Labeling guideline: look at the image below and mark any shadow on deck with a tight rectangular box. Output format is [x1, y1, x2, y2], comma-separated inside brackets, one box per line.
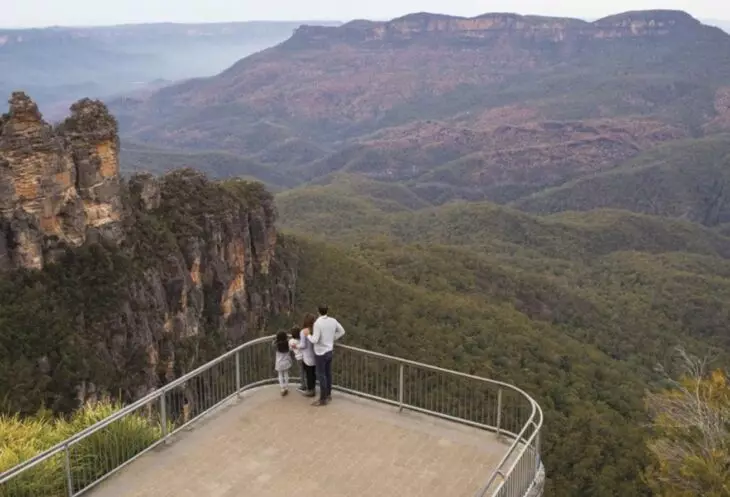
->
[89, 386, 512, 497]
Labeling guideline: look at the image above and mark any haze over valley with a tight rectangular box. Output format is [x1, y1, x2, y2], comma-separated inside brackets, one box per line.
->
[0, 21, 339, 119]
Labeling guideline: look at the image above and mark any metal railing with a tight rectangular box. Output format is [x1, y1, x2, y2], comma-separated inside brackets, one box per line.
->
[332, 345, 543, 497]
[0, 336, 543, 497]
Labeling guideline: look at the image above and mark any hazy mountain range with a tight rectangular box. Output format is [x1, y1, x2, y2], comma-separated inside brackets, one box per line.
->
[109, 10, 730, 227]
[0, 21, 340, 118]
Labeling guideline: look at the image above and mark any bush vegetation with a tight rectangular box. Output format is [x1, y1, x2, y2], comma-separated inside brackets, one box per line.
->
[514, 134, 730, 226]
[644, 351, 730, 497]
[275, 177, 730, 497]
[0, 399, 164, 497]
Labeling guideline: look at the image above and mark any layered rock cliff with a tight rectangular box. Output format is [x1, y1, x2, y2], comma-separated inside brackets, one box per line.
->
[0, 92, 123, 270]
[0, 94, 296, 414]
[286, 10, 723, 48]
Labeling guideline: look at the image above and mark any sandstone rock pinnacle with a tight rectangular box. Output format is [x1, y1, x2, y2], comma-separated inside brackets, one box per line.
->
[0, 93, 124, 270]
[7, 91, 43, 123]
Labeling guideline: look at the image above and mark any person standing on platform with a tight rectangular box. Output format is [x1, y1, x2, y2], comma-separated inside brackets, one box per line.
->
[303, 305, 345, 406]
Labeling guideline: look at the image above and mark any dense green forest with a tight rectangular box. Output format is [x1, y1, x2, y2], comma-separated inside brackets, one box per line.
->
[514, 134, 730, 226]
[276, 174, 730, 496]
[2, 169, 728, 497]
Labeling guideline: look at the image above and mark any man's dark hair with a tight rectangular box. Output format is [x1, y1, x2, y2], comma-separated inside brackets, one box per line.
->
[318, 305, 328, 316]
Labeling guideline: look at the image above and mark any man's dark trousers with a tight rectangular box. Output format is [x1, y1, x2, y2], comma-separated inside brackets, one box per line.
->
[315, 350, 333, 401]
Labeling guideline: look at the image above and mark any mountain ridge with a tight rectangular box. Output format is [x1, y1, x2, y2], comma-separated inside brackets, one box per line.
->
[108, 9, 730, 227]
[112, 9, 730, 211]
[285, 9, 714, 48]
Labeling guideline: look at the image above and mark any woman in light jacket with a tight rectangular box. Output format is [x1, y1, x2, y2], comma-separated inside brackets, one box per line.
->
[298, 313, 318, 397]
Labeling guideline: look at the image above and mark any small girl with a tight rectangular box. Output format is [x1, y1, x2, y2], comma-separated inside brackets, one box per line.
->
[273, 330, 293, 396]
[288, 326, 306, 393]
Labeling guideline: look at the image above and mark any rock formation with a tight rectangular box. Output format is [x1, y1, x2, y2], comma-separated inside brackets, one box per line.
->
[0, 94, 296, 413]
[286, 10, 720, 48]
[0, 92, 123, 270]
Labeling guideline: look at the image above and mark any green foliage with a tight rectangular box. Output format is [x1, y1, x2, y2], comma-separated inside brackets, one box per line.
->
[0, 399, 165, 496]
[221, 177, 275, 210]
[306, 172, 432, 211]
[275, 180, 730, 497]
[0, 245, 133, 414]
[277, 176, 730, 259]
[644, 361, 730, 497]
[515, 134, 730, 226]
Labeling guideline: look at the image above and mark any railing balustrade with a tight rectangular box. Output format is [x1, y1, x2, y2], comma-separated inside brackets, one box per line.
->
[0, 336, 542, 497]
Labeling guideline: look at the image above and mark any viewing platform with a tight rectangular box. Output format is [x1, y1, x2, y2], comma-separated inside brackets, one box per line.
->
[0, 337, 544, 497]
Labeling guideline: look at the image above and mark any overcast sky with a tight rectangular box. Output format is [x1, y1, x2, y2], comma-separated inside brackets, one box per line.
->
[1, 0, 728, 28]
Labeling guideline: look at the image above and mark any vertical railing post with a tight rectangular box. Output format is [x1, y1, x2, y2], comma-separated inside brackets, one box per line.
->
[235, 350, 242, 397]
[534, 427, 541, 468]
[64, 443, 73, 497]
[496, 388, 503, 437]
[398, 363, 404, 412]
[160, 392, 169, 444]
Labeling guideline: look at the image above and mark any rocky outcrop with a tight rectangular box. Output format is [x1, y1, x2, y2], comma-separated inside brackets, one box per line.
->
[286, 10, 715, 48]
[103, 170, 295, 402]
[0, 92, 123, 270]
[0, 94, 296, 413]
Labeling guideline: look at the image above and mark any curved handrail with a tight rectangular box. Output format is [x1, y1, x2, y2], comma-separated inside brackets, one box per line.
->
[0, 335, 274, 483]
[333, 344, 544, 496]
[1, 335, 543, 497]
[482, 403, 543, 496]
[336, 344, 542, 402]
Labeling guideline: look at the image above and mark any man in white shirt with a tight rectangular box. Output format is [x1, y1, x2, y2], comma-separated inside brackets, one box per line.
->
[304, 304, 345, 406]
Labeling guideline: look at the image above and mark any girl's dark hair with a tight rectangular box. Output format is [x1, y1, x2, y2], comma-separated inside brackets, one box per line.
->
[275, 330, 289, 353]
[290, 326, 301, 340]
[302, 312, 316, 330]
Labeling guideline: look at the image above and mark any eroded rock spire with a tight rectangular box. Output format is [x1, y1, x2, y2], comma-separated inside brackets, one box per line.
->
[0, 93, 123, 270]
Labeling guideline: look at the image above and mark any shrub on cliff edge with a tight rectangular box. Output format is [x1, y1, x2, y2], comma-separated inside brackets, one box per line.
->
[0, 399, 165, 496]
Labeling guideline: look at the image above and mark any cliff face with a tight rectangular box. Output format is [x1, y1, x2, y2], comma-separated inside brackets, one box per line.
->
[0, 92, 123, 270]
[287, 10, 717, 47]
[0, 94, 296, 413]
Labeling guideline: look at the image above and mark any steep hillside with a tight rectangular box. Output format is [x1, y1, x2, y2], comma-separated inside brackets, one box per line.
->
[119, 141, 298, 189]
[513, 134, 730, 225]
[276, 179, 730, 497]
[113, 10, 730, 205]
[0, 94, 295, 414]
[0, 22, 337, 117]
[277, 175, 730, 258]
